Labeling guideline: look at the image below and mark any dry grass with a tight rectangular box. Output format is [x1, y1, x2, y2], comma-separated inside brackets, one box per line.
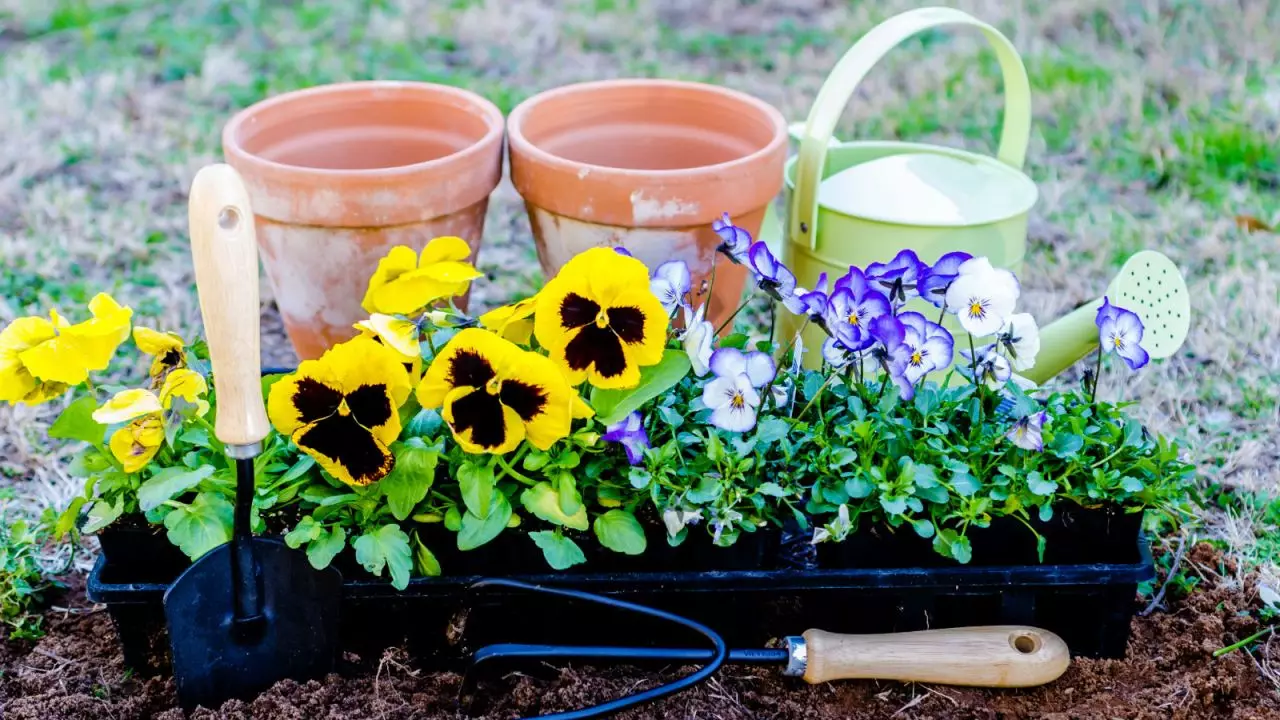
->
[0, 0, 1277, 575]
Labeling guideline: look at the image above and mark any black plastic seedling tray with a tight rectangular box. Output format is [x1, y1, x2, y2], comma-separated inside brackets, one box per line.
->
[87, 530, 1155, 675]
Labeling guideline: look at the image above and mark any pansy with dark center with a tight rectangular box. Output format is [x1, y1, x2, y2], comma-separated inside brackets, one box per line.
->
[823, 267, 891, 353]
[783, 271, 829, 325]
[418, 328, 576, 454]
[959, 345, 1013, 389]
[866, 249, 927, 306]
[1007, 411, 1049, 451]
[918, 251, 973, 309]
[534, 247, 667, 390]
[602, 410, 651, 465]
[268, 336, 412, 487]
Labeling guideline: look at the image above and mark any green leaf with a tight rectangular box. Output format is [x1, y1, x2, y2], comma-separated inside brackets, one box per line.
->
[458, 461, 495, 519]
[830, 447, 858, 469]
[354, 524, 412, 590]
[951, 472, 980, 496]
[951, 535, 973, 563]
[912, 519, 936, 538]
[82, 496, 123, 534]
[381, 438, 439, 520]
[757, 482, 787, 497]
[720, 332, 749, 349]
[284, 516, 322, 549]
[845, 475, 873, 499]
[137, 465, 216, 512]
[307, 526, 346, 570]
[55, 497, 86, 538]
[1027, 471, 1057, 497]
[415, 536, 442, 577]
[458, 493, 513, 550]
[593, 510, 647, 555]
[913, 484, 949, 504]
[521, 482, 589, 530]
[590, 349, 692, 426]
[529, 531, 586, 570]
[1049, 432, 1084, 457]
[911, 463, 940, 488]
[628, 467, 652, 490]
[1038, 504, 1054, 522]
[879, 495, 908, 515]
[688, 475, 722, 505]
[557, 473, 582, 516]
[755, 416, 790, 446]
[163, 493, 233, 560]
[280, 454, 316, 483]
[523, 452, 550, 471]
[444, 506, 462, 532]
[49, 396, 105, 445]
[1120, 476, 1145, 492]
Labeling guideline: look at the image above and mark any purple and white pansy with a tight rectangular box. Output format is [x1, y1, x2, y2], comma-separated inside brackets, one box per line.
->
[702, 347, 776, 433]
[783, 272, 829, 321]
[824, 267, 892, 353]
[998, 313, 1041, 372]
[602, 411, 651, 465]
[1095, 296, 1149, 370]
[898, 311, 955, 384]
[918, 251, 973, 309]
[650, 260, 692, 315]
[867, 314, 916, 401]
[747, 241, 797, 303]
[959, 345, 1012, 389]
[712, 212, 753, 264]
[1006, 411, 1049, 451]
[945, 257, 1020, 337]
[681, 303, 715, 377]
[866, 249, 927, 306]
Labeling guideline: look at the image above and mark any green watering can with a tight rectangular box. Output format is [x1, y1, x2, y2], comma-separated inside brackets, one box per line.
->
[777, 6, 1037, 367]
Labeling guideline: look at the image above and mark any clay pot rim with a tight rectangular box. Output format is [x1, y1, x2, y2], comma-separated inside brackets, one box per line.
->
[506, 78, 788, 183]
[221, 80, 506, 180]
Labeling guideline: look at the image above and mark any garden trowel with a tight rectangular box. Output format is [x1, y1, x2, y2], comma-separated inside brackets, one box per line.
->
[1022, 250, 1190, 385]
[163, 164, 343, 712]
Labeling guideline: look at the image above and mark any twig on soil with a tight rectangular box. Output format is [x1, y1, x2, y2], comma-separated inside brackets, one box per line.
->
[925, 686, 959, 706]
[891, 692, 926, 716]
[1214, 626, 1276, 658]
[1141, 534, 1189, 616]
[32, 647, 72, 665]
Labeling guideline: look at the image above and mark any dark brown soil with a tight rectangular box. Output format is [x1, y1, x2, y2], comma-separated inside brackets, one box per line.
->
[2, 544, 1277, 719]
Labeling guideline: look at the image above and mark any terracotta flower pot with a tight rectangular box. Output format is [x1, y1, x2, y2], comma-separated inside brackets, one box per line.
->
[506, 79, 787, 330]
[223, 81, 505, 360]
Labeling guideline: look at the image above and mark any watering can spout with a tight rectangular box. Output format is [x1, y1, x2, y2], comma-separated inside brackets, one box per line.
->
[1020, 250, 1190, 387]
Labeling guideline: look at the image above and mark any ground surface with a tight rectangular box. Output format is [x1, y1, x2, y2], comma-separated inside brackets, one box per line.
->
[1, 544, 1277, 719]
[1, 0, 1279, 716]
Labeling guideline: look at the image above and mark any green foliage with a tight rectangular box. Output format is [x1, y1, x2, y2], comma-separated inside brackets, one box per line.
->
[0, 514, 63, 641]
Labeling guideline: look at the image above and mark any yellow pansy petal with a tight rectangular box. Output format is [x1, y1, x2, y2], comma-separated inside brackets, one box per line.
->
[159, 368, 209, 414]
[369, 274, 466, 315]
[76, 293, 134, 369]
[417, 327, 520, 409]
[513, 352, 574, 451]
[266, 357, 342, 436]
[571, 394, 594, 420]
[416, 261, 483, 285]
[291, 418, 395, 487]
[324, 335, 412, 408]
[368, 314, 421, 359]
[480, 296, 538, 345]
[533, 274, 577, 354]
[418, 236, 472, 265]
[20, 381, 70, 406]
[442, 386, 526, 455]
[93, 388, 162, 425]
[133, 327, 184, 356]
[361, 245, 421, 314]
[0, 316, 57, 403]
[109, 414, 163, 473]
[579, 247, 651, 308]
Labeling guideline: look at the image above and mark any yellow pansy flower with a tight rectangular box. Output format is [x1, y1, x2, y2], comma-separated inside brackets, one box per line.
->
[353, 316, 424, 382]
[533, 248, 667, 390]
[108, 414, 165, 473]
[417, 328, 574, 455]
[0, 294, 132, 404]
[159, 368, 210, 416]
[479, 294, 538, 345]
[361, 237, 482, 316]
[93, 388, 162, 425]
[133, 326, 187, 388]
[268, 336, 412, 487]
[0, 317, 66, 405]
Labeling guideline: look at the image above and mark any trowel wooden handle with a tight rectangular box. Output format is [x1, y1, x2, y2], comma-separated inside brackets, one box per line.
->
[800, 626, 1069, 687]
[188, 163, 269, 449]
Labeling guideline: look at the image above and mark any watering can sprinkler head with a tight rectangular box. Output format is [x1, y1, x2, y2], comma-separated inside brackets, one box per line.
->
[1020, 250, 1190, 386]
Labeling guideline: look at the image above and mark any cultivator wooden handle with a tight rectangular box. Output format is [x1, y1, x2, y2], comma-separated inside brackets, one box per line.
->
[794, 626, 1069, 687]
[187, 163, 270, 453]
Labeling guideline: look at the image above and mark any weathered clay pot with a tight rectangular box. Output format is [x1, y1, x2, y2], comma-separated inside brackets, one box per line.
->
[506, 79, 788, 329]
[223, 81, 504, 360]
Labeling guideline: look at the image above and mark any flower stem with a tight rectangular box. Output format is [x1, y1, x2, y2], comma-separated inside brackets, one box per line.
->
[797, 373, 836, 421]
[761, 316, 809, 410]
[494, 454, 536, 486]
[1090, 345, 1103, 403]
[705, 262, 717, 319]
[967, 333, 983, 429]
[423, 325, 438, 357]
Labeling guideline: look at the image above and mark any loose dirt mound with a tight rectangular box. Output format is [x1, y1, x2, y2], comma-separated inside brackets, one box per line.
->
[2, 544, 1276, 719]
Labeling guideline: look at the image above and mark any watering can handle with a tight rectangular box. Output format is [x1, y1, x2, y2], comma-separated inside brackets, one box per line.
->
[790, 7, 1032, 250]
[188, 163, 270, 451]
